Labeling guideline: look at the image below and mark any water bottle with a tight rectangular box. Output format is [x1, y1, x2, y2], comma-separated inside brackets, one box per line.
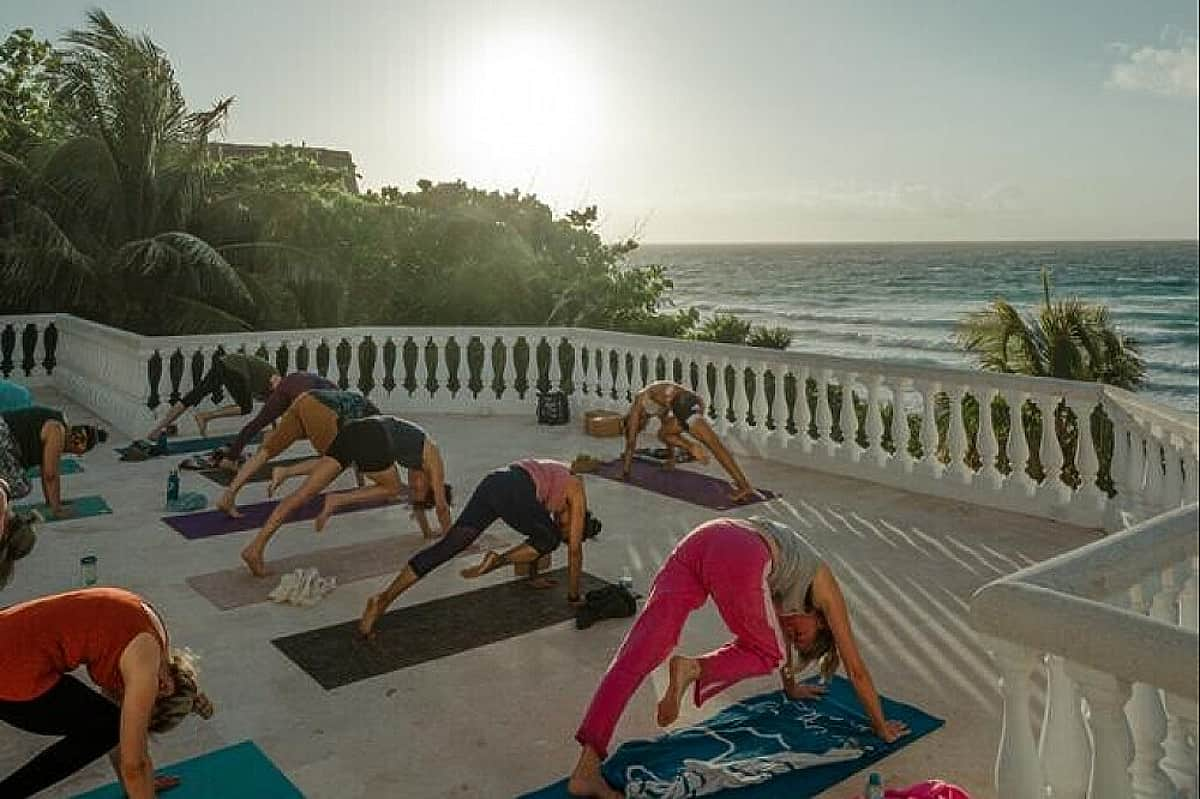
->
[166, 468, 180, 503]
[865, 772, 884, 799]
[619, 566, 633, 593]
[80, 555, 98, 587]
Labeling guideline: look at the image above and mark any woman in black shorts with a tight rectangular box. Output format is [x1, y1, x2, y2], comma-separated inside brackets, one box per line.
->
[239, 415, 450, 577]
[358, 458, 600, 637]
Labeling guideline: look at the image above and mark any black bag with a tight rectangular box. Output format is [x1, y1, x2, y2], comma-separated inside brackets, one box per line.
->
[575, 584, 639, 630]
[536, 390, 569, 425]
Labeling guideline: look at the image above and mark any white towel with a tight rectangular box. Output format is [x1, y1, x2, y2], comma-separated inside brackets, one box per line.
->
[268, 567, 337, 607]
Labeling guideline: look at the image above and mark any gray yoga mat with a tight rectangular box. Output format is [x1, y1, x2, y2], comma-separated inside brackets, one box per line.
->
[195, 456, 315, 487]
[272, 568, 611, 689]
[186, 531, 509, 610]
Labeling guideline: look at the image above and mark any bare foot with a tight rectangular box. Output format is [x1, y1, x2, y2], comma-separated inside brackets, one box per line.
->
[267, 467, 287, 498]
[240, 547, 268, 577]
[359, 594, 386, 638]
[729, 486, 759, 504]
[195, 414, 209, 438]
[460, 550, 501, 579]
[567, 748, 621, 799]
[216, 492, 243, 519]
[656, 655, 701, 727]
[527, 575, 559, 590]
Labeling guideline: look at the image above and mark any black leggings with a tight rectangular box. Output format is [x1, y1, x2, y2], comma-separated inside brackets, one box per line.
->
[409, 466, 561, 577]
[0, 675, 121, 798]
[179, 359, 252, 413]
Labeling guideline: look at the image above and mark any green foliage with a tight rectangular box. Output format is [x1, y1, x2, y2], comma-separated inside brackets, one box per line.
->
[956, 267, 1145, 390]
[693, 313, 752, 345]
[747, 325, 792, 350]
[0, 28, 64, 155]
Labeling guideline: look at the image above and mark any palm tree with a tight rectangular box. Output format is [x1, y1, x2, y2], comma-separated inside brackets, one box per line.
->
[0, 9, 253, 333]
[956, 268, 1145, 390]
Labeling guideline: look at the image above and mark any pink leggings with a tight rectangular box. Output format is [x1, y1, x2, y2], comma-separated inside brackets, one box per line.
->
[576, 518, 786, 758]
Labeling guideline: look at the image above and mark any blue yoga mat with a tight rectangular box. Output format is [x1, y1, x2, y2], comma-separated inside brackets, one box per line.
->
[14, 494, 112, 522]
[116, 432, 261, 458]
[71, 740, 303, 799]
[522, 676, 943, 798]
[24, 457, 84, 478]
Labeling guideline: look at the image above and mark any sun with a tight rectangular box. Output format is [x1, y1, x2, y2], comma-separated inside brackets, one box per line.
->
[439, 29, 602, 191]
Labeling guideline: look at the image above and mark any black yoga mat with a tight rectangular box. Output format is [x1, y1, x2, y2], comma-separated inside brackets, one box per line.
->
[195, 456, 314, 487]
[272, 568, 611, 689]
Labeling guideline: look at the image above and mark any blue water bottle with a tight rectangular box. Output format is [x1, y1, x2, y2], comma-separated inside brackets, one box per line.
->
[166, 468, 181, 504]
[865, 772, 884, 799]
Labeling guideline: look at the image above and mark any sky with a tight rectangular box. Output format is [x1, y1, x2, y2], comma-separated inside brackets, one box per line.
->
[3, 1, 1198, 243]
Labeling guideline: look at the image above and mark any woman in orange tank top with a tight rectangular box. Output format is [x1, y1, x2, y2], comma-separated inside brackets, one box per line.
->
[0, 587, 213, 799]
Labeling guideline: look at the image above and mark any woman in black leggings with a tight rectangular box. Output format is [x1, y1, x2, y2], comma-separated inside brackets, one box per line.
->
[0, 588, 213, 798]
[240, 415, 451, 577]
[358, 458, 600, 637]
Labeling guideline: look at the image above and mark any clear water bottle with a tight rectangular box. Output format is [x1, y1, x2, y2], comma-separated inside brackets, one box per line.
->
[80, 554, 98, 587]
[865, 772, 884, 799]
[619, 566, 633, 593]
[166, 468, 180, 503]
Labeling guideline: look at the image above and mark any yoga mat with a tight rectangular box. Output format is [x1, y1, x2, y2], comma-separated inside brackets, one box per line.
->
[164, 490, 395, 540]
[115, 432, 262, 458]
[14, 494, 112, 522]
[24, 457, 84, 478]
[522, 676, 944, 798]
[273, 567, 611, 689]
[187, 530, 509, 610]
[71, 740, 302, 799]
[590, 460, 777, 511]
[196, 455, 315, 487]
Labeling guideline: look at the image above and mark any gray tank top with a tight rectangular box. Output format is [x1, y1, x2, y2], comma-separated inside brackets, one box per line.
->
[749, 516, 823, 615]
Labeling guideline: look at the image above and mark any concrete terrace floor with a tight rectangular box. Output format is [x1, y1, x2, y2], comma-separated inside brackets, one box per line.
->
[1, 387, 1102, 799]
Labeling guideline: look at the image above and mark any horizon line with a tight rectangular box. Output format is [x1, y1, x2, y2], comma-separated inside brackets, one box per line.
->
[635, 237, 1200, 246]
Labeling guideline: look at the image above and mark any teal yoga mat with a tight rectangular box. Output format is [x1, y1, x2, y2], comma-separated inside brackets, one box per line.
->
[14, 494, 112, 521]
[24, 457, 85, 477]
[71, 740, 303, 798]
[116, 432, 262, 458]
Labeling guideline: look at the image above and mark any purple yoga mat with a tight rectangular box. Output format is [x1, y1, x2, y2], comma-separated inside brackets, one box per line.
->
[590, 459, 777, 510]
[164, 491, 396, 539]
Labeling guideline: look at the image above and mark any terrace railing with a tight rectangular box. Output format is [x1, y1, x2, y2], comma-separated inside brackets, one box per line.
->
[3, 313, 1197, 531]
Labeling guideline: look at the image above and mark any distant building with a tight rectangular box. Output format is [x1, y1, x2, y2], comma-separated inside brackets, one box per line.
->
[206, 142, 360, 193]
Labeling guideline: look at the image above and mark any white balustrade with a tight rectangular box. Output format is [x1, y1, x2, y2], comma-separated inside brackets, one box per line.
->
[1124, 583, 1175, 798]
[890, 381, 913, 473]
[977, 387, 1002, 490]
[1040, 654, 1090, 799]
[946, 384, 971, 483]
[838, 372, 859, 464]
[983, 635, 1047, 797]
[919, 381, 942, 479]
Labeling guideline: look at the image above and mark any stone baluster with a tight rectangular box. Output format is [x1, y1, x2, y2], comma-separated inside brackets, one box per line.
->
[1127, 422, 1150, 514]
[945, 384, 972, 483]
[1068, 663, 1134, 799]
[1004, 390, 1035, 497]
[838, 372, 860, 464]
[712, 357, 732, 435]
[750, 361, 770, 443]
[815, 368, 835, 456]
[1106, 413, 1129, 528]
[730, 358, 751, 438]
[547, 337, 563, 394]
[647, 347, 662, 387]
[594, 348, 611, 405]
[436, 334, 459, 408]
[919, 380, 942, 479]
[769, 365, 790, 447]
[1124, 582, 1175, 799]
[479, 337, 497, 400]
[572, 339, 587, 405]
[1035, 393, 1067, 505]
[1075, 397, 1106, 512]
[865, 374, 886, 467]
[1152, 564, 1196, 794]
[613, 349, 630, 404]
[977, 386, 1003, 491]
[890, 380, 913, 473]
[501, 336, 518, 404]
[1039, 654, 1090, 799]
[794, 366, 812, 454]
[983, 636, 1047, 798]
[1142, 429, 1165, 512]
[1162, 439, 1184, 509]
[1185, 444, 1200, 504]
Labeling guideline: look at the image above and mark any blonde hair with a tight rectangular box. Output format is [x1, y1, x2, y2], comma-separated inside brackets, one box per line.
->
[794, 613, 841, 682]
[149, 648, 214, 733]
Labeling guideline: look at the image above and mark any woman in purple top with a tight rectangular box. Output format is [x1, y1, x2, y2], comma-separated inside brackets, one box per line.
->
[211, 372, 335, 468]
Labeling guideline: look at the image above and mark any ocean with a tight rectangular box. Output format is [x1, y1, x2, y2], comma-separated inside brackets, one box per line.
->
[630, 241, 1199, 414]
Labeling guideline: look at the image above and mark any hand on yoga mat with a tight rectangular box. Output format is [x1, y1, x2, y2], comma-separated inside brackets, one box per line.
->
[877, 718, 911, 743]
[784, 681, 827, 701]
[153, 774, 181, 793]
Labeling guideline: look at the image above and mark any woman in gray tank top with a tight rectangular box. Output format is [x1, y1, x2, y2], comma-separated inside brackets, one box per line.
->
[568, 516, 908, 798]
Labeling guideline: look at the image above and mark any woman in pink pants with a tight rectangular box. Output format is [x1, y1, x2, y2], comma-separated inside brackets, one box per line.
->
[567, 517, 909, 798]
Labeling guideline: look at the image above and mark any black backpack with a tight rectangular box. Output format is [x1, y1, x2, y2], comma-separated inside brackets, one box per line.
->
[536, 390, 569, 425]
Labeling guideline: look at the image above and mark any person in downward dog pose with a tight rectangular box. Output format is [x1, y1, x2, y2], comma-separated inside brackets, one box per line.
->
[0, 587, 214, 799]
[566, 516, 908, 798]
[145, 352, 277, 441]
[208, 369, 335, 470]
[359, 458, 598, 637]
[240, 414, 451, 577]
[621, 380, 757, 503]
[1, 405, 106, 521]
[216, 388, 377, 518]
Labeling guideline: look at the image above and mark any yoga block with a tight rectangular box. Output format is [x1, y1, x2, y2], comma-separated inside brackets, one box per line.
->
[584, 410, 623, 437]
[514, 553, 552, 576]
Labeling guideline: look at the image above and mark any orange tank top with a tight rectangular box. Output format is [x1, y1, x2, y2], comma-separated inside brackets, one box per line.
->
[0, 587, 164, 702]
[513, 458, 572, 514]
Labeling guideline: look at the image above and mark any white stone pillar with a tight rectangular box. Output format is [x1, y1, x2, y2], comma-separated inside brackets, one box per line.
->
[769, 365, 790, 447]
[977, 386, 1002, 491]
[1124, 583, 1174, 799]
[838, 372, 860, 464]
[795, 365, 813, 454]
[1035, 393, 1067, 506]
[919, 380, 943, 479]
[946, 384, 972, 483]
[865, 374, 886, 467]
[1069, 662, 1135, 799]
[983, 635, 1047, 798]
[1039, 654, 1091, 799]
